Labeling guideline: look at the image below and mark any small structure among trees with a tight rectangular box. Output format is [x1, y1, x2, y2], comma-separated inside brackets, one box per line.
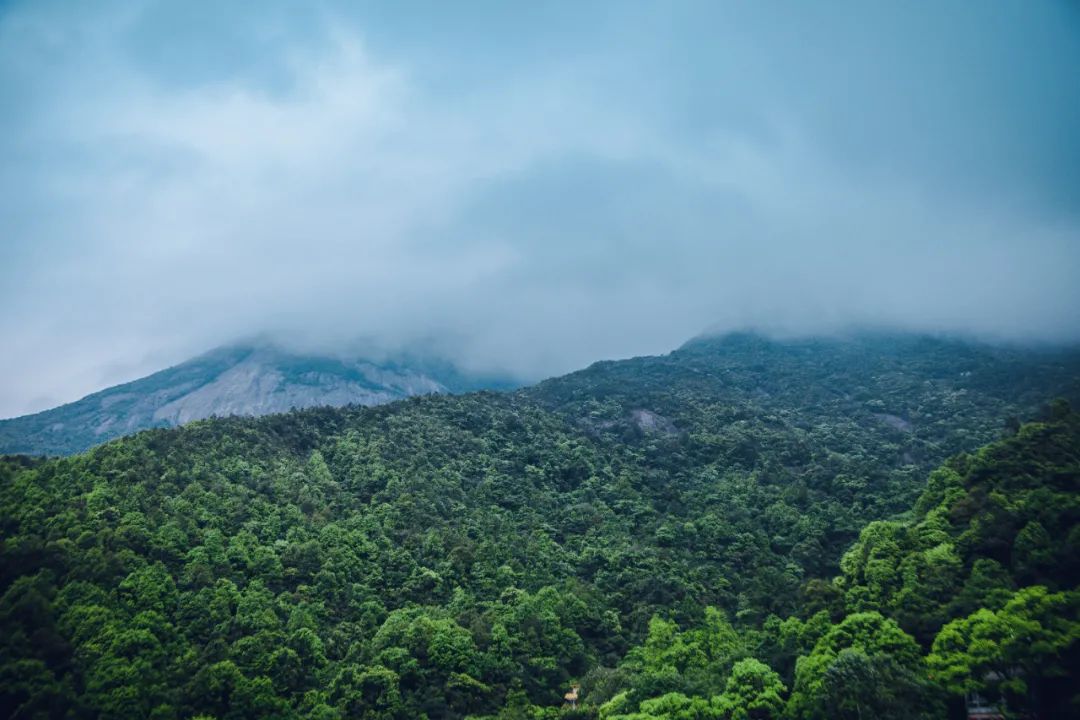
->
[965, 692, 1004, 720]
[563, 684, 579, 710]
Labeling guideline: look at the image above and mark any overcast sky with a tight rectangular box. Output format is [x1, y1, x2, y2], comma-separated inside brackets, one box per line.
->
[2, 0, 1079, 417]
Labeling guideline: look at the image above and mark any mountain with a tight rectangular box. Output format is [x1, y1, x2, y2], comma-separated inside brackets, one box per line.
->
[0, 343, 518, 456]
[0, 331, 1078, 718]
[531, 331, 1080, 471]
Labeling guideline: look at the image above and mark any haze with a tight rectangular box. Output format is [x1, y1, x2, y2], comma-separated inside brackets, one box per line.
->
[2, 0, 1079, 418]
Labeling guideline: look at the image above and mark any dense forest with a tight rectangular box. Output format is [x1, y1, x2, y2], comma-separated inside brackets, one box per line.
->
[1, 333, 1078, 719]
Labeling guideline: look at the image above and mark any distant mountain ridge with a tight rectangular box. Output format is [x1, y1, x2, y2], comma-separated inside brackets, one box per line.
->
[0, 343, 518, 455]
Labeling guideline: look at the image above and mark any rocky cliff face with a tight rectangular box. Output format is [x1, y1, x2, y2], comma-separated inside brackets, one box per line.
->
[0, 344, 517, 455]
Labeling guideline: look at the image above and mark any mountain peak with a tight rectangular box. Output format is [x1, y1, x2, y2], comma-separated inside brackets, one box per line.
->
[0, 344, 517, 456]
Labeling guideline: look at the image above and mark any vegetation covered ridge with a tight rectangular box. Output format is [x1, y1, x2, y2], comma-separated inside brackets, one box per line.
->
[597, 400, 1079, 720]
[0, 333, 1078, 718]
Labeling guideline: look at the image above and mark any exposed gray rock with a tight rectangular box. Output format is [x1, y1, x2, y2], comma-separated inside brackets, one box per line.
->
[631, 409, 678, 434]
[872, 412, 914, 433]
[0, 343, 518, 455]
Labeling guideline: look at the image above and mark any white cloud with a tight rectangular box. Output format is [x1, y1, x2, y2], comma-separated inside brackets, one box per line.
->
[1, 0, 1078, 417]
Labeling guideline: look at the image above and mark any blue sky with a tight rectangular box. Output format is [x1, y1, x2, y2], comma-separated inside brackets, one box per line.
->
[2, 0, 1079, 417]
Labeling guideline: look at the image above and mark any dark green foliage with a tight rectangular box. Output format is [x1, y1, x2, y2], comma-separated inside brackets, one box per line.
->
[0, 333, 1078, 718]
[839, 406, 1080, 639]
[599, 409, 1079, 719]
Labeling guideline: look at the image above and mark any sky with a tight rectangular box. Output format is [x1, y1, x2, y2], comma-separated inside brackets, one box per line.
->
[2, 0, 1079, 418]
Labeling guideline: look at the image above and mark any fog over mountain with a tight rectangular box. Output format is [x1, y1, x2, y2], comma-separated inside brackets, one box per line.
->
[2, 0, 1079, 418]
[0, 342, 520, 455]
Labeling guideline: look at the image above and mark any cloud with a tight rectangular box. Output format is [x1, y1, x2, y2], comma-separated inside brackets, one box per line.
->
[1, 0, 1079, 417]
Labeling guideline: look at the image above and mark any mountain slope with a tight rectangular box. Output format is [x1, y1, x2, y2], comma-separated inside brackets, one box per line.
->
[0, 344, 517, 456]
[0, 331, 1077, 718]
[531, 332, 1080, 455]
[525, 332, 1080, 536]
[599, 404, 1080, 720]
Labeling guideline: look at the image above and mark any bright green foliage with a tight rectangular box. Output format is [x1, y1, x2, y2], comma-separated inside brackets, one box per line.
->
[619, 609, 746, 704]
[712, 658, 786, 719]
[0, 335, 1078, 718]
[839, 408, 1080, 640]
[633, 692, 719, 719]
[786, 612, 938, 720]
[927, 586, 1079, 702]
[604, 407, 1080, 719]
[603, 644, 785, 719]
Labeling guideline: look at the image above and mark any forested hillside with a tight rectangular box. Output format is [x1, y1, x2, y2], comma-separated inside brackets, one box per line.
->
[598, 401, 1079, 720]
[0, 333, 1078, 719]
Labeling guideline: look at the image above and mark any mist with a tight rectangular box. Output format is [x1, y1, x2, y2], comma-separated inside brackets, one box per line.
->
[2, 0, 1079, 418]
